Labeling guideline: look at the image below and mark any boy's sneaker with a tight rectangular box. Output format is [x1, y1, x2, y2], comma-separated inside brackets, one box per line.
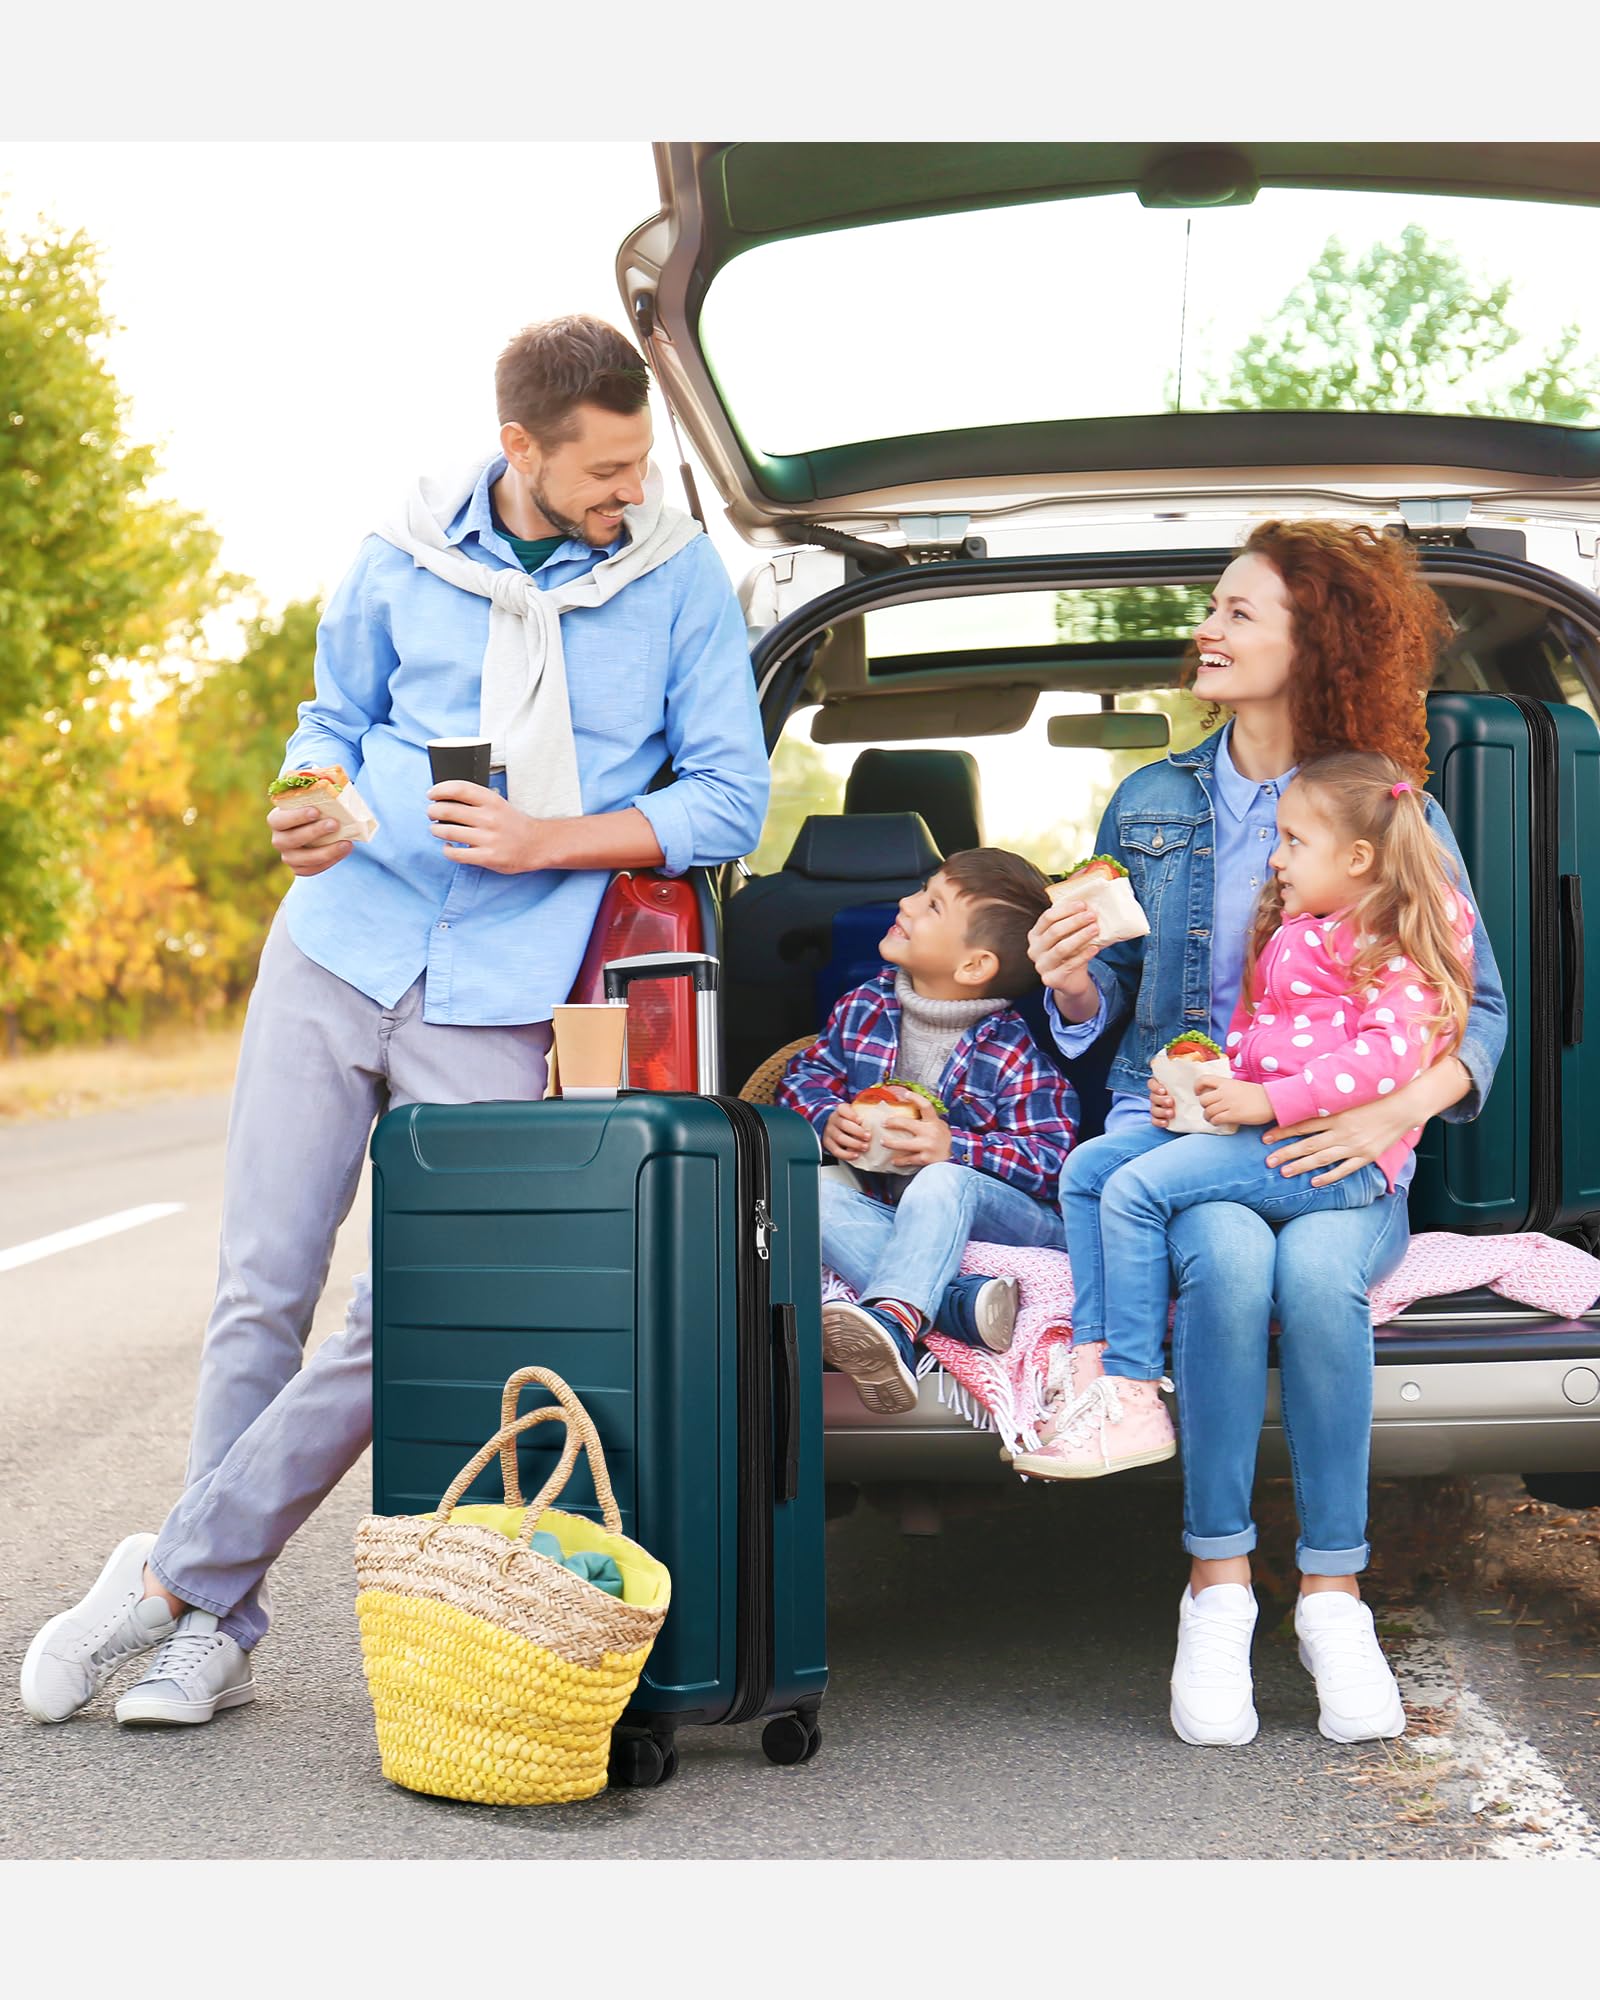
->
[821, 1300, 920, 1414]
[1170, 1584, 1260, 1747]
[20, 1531, 179, 1723]
[935, 1273, 1019, 1352]
[1294, 1591, 1407, 1743]
[1010, 1374, 1176, 1479]
[115, 1610, 256, 1727]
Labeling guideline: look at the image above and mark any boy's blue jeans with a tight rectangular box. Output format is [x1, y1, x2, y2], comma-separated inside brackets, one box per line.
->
[819, 1160, 1066, 1325]
[1060, 1123, 1409, 1574]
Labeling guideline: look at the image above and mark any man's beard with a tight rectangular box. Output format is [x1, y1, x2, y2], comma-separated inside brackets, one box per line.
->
[530, 476, 615, 548]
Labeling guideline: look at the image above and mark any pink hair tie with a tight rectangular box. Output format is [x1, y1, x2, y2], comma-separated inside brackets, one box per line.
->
[1391, 780, 1413, 797]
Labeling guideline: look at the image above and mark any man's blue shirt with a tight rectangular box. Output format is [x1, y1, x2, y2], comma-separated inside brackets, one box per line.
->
[279, 458, 769, 1026]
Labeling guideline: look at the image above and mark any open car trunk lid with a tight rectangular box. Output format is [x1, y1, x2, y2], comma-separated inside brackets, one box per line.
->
[617, 143, 1600, 544]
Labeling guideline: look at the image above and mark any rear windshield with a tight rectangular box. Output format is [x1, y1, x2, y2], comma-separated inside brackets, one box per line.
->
[701, 189, 1600, 455]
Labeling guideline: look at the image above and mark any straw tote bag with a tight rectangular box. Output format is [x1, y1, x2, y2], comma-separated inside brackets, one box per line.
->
[354, 1366, 671, 1805]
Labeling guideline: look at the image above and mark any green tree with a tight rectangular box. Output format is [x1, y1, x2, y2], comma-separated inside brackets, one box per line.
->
[749, 728, 846, 874]
[0, 207, 231, 1031]
[177, 599, 322, 1005]
[1197, 223, 1600, 423]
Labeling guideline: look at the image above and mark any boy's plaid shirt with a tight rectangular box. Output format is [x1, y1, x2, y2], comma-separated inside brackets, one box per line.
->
[776, 969, 1078, 1204]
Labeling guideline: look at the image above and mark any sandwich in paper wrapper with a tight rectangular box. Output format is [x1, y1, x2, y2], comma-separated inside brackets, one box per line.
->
[1048, 854, 1149, 946]
[1149, 1033, 1237, 1135]
[267, 765, 379, 843]
[850, 1081, 947, 1174]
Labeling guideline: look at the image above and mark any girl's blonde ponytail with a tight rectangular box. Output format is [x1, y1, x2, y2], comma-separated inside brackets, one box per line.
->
[1287, 753, 1475, 1057]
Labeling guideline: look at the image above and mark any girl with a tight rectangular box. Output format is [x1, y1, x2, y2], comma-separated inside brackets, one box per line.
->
[1031, 754, 1476, 1500]
[1026, 521, 1507, 1751]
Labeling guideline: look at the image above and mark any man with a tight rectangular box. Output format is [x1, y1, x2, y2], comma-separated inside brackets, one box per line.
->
[21, 315, 769, 1728]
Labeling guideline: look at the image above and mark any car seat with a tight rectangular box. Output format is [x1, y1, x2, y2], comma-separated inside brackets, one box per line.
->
[720, 812, 942, 1093]
[843, 748, 986, 857]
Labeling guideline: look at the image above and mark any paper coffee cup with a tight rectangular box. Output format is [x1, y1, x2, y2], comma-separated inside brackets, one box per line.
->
[551, 1003, 628, 1096]
[428, 737, 492, 786]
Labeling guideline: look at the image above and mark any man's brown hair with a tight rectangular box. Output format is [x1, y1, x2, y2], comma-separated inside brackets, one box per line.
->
[495, 315, 651, 450]
[940, 847, 1052, 998]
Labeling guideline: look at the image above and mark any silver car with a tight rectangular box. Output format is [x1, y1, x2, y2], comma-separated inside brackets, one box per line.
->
[616, 141, 1600, 1507]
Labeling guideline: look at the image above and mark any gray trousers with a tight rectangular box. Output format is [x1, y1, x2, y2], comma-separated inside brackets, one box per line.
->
[148, 911, 551, 1650]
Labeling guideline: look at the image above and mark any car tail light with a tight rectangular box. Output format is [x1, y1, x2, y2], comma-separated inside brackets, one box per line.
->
[568, 872, 704, 1090]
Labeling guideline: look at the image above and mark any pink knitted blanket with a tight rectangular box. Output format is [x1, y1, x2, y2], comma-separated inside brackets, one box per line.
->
[821, 1230, 1600, 1455]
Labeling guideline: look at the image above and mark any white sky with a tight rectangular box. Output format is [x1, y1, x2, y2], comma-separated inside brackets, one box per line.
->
[8, 142, 1600, 635]
[0, 141, 754, 618]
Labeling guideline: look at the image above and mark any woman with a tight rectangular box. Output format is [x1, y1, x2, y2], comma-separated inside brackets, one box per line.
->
[1026, 520, 1507, 1749]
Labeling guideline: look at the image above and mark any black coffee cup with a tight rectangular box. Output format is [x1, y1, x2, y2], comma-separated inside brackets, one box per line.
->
[427, 737, 492, 787]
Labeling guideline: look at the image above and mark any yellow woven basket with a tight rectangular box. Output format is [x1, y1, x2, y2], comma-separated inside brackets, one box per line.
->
[354, 1367, 671, 1806]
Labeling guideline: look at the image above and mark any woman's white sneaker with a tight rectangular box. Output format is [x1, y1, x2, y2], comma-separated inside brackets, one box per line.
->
[115, 1610, 256, 1727]
[19, 1532, 179, 1723]
[1294, 1590, 1407, 1743]
[1169, 1583, 1260, 1746]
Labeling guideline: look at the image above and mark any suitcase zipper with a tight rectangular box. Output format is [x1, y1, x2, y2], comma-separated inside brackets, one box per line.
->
[1507, 694, 1563, 1232]
[711, 1096, 778, 1726]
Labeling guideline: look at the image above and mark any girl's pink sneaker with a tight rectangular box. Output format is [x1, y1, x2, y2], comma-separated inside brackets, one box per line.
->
[1011, 1373, 1177, 1479]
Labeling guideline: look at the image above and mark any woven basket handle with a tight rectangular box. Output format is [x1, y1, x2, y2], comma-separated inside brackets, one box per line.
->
[499, 1366, 576, 1503]
[430, 1407, 581, 1530]
[437, 1369, 624, 1539]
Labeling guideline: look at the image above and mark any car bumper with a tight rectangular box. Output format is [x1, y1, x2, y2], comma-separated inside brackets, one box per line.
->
[822, 1310, 1600, 1483]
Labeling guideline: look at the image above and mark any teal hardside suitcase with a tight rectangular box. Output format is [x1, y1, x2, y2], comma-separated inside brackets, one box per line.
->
[1413, 691, 1600, 1238]
[370, 967, 828, 1785]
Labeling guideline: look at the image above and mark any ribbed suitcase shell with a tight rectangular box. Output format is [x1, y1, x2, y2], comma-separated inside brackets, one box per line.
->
[370, 1095, 827, 1748]
[1413, 691, 1600, 1235]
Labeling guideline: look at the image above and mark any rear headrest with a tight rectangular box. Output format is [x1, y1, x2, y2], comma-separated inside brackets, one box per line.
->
[844, 748, 985, 857]
[784, 813, 942, 883]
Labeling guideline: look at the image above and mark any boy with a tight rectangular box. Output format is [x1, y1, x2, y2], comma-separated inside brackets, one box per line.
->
[777, 847, 1077, 1414]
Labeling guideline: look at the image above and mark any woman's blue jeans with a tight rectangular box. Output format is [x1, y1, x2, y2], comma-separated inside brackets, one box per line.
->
[1059, 1126, 1411, 1575]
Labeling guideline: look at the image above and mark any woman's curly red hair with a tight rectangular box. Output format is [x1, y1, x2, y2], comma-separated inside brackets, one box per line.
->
[1240, 520, 1452, 783]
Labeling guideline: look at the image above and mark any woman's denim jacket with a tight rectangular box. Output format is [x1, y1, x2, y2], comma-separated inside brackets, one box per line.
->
[1080, 732, 1508, 1116]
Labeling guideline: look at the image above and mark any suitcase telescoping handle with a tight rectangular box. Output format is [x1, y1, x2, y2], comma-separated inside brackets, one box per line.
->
[602, 950, 722, 1094]
[1561, 875, 1585, 1047]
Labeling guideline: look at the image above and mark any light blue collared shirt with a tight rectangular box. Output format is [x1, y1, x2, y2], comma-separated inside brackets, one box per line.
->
[279, 458, 769, 1026]
[1049, 724, 1297, 1137]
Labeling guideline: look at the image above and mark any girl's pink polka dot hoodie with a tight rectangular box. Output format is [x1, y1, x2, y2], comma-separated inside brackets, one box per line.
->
[1225, 888, 1477, 1189]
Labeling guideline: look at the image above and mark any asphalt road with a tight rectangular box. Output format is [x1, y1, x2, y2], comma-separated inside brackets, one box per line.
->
[4, 1094, 1600, 1860]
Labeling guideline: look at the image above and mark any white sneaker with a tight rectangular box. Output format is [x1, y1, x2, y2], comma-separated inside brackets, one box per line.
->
[115, 1610, 256, 1727]
[20, 1532, 179, 1723]
[1169, 1584, 1260, 1747]
[1294, 1591, 1407, 1743]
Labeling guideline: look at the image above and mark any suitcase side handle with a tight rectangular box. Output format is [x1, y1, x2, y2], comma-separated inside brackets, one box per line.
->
[771, 1302, 801, 1505]
[602, 952, 722, 1094]
[1561, 875, 1585, 1047]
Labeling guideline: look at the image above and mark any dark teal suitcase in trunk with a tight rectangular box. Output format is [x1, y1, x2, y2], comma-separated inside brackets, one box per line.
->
[1413, 691, 1600, 1238]
[369, 969, 828, 1785]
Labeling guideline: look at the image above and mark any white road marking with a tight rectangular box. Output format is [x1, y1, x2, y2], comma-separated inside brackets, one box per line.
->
[0, 1203, 187, 1274]
[1389, 1606, 1600, 1859]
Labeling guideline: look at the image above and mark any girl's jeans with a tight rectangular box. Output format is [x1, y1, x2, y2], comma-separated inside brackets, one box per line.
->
[1100, 1130, 1387, 1379]
[819, 1161, 1066, 1325]
[1059, 1123, 1410, 1575]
